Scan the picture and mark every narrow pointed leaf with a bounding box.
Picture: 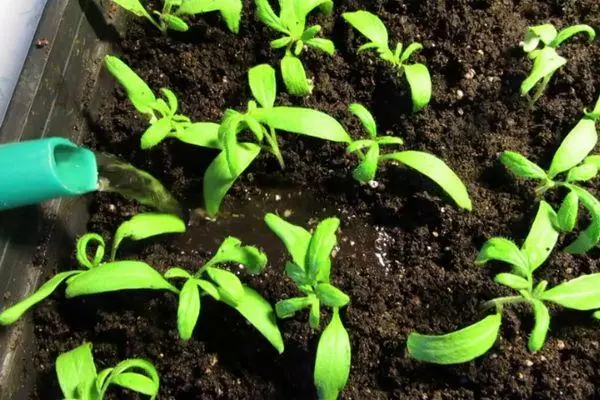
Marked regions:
[141,118,172,149]
[206,266,244,305]
[552,24,596,47]
[56,343,98,400]
[307,217,340,282]
[112,213,185,261]
[249,64,277,108]
[494,273,530,290]
[0,271,81,325]
[407,313,502,364]
[521,201,559,272]
[349,103,377,138]
[100,359,159,399]
[206,236,268,274]
[111,372,158,396]
[400,42,424,64]
[275,296,312,319]
[528,299,550,352]
[500,151,547,180]
[172,122,220,149]
[541,273,600,310]
[229,286,285,353]
[403,63,432,111]
[342,11,388,47]
[315,283,349,308]
[281,54,313,96]
[66,261,177,297]
[255,0,287,33]
[346,139,375,153]
[566,163,598,182]
[565,185,600,253]
[548,118,598,178]
[104,55,156,115]
[476,238,529,277]
[306,38,335,55]
[314,309,351,400]
[352,144,379,183]
[265,213,312,268]
[382,151,472,210]
[177,279,201,340]
[204,142,261,217]
[162,14,189,31]
[557,191,579,232]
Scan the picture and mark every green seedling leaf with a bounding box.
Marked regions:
[177,279,201,340]
[565,185,600,253]
[99,358,159,399]
[521,201,559,272]
[306,38,335,55]
[111,372,158,396]
[352,144,380,182]
[112,213,186,261]
[56,343,98,400]
[342,11,389,48]
[206,266,244,305]
[476,237,529,277]
[296,0,333,20]
[585,155,600,169]
[533,280,549,297]
[500,151,547,180]
[310,297,321,329]
[66,261,177,297]
[594,311,600,320]
[557,191,579,232]
[176,0,242,33]
[407,313,502,364]
[196,279,220,300]
[528,299,550,352]
[111,0,151,18]
[205,237,268,274]
[521,47,566,97]
[302,25,322,41]
[307,217,340,282]
[164,267,192,279]
[204,142,261,217]
[141,118,172,149]
[265,214,312,268]
[552,24,596,47]
[160,88,178,113]
[314,308,351,400]
[281,53,313,97]
[494,273,530,290]
[76,233,105,269]
[403,63,432,111]
[286,262,310,286]
[271,36,292,49]
[228,286,285,353]
[566,163,598,182]
[548,118,598,178]
[172,122,221,149]
[275,296,312,318]
[521,24,558,52]
[249,64,277,108]
[377,136,404,146]
[162,14,189,31]
[255,0,287,33]
[254,106,351,143]
[315,283,349,308]
[105,55,156,116]
[347,139,375,153]
[382,151,472,210]
[541,273,600,310]
[400,43,424,64]
[349,103,377,138]
[0,271,81,325]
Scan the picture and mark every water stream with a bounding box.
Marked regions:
[95,152,183,217]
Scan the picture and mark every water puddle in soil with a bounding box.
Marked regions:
[175,186,397,275]
[95,152,183,217]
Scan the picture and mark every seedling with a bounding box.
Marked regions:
[110,0,242,33]
[346,103,472,210]
[105,55,220,150]
[0,213,185,326]
[65,235,284,352]
[204,64,350,217]
[255,0,335,96]
[408,201,600,364]
[56,343,159,399]
[520,23,595,103]
[501,95,600,253]
[266,213,350,400]
[342,11,431,111]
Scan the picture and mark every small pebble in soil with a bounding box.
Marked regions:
[458,108,464,115]
[465,68,476,79]
[525,359,534,367]
[275,194,281,201]
[283,209,292,217]
[557,340,566,350]
[368,180,379,188]
[456,89,464,99]
[108,204,116,212]
[432,231,439,237]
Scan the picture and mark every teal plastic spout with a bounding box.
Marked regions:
[0,137,98,210]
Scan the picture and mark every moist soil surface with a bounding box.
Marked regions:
[30,0,600,399]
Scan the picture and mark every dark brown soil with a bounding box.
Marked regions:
[30,0,600,399]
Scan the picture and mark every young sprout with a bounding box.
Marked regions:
[265,213,350,400]
[104,55,221,150]
[65,235,284,353]
[346,103,472,210]
[408,201,600,364]
[501,95,600,253]
[255,0,335,96]
[520,23,596,103]
[56,343,159,399]
[110,0,242,33]
[204,64,350,217]
[342,11,432,111]
[0,213,185,326]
